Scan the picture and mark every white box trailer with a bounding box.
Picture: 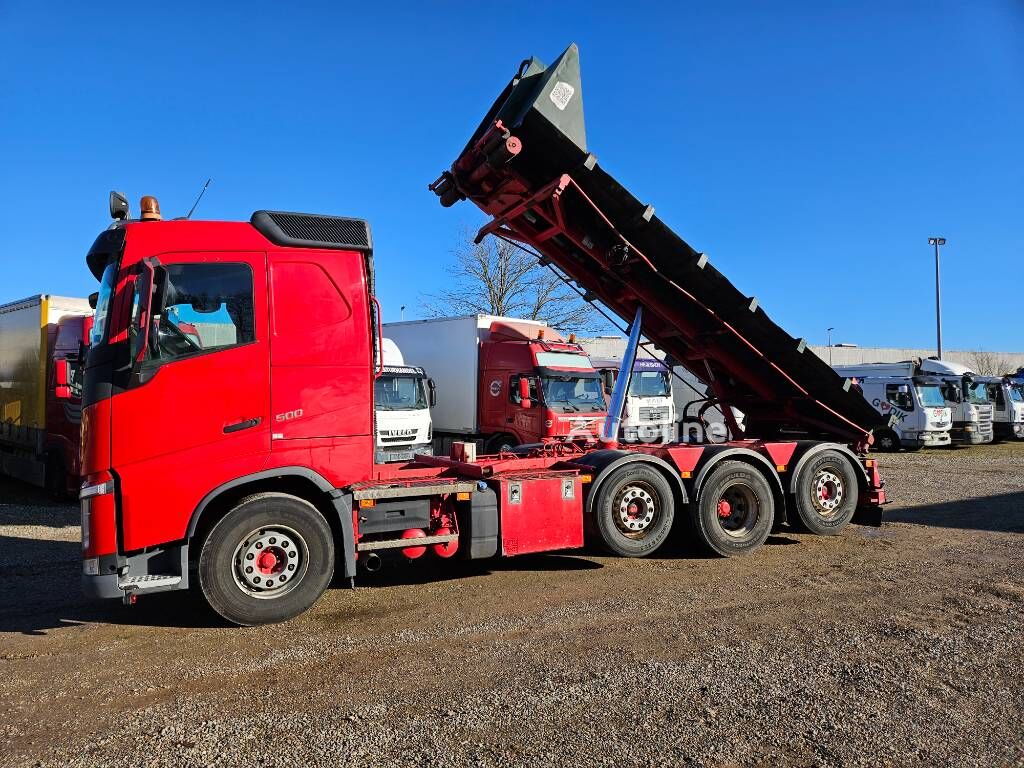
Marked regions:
[384,314,545,436]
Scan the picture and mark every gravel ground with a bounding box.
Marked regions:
[1,443,1023,767]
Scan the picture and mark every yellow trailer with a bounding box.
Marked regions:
[0,295,92,486]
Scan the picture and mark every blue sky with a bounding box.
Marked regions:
[1,1,1021,351]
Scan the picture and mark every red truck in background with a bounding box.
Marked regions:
[384,315,607,454]
[78,46,887,626]
[0,295,93,496]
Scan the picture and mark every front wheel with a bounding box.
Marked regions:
[484,433,518,454]
[791,450,858,535]
[873,429,901,453]
[198,493,335,626]
[592,463,675,557]
[692,461,774,557]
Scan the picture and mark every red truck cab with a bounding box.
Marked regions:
[478,322,605,450]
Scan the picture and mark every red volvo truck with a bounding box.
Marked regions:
[0,295,93,496]
[80,47,886,625]
[385,315,607,454]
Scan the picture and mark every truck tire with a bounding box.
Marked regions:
[484,433,517,454]
[692,461,774,557]
[792,450,858,535]
[592,463,674,557]
[198,493,335,626]
[874,429,901,453]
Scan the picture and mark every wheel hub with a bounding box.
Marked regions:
[812,471,844,515]
[717,483,759,537]
[233,526,306,598]
[615,485,657,535]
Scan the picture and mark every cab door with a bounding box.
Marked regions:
[111,252,270,551]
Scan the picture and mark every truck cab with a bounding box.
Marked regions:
[979,376,1024,441]
[917,359,994,445]
[833,371,951,451]
[374,338,434,462]
[479,322,605,451]
[592,357,675,443]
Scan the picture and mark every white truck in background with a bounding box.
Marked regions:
[374,338,434,463]
[836,359,992,447]
[832,364,951,451]
[978,376,1024,441]
[591,357,675,443]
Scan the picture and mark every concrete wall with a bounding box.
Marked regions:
[808,345,1024,373]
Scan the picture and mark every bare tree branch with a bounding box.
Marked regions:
[966,350,1012,376]
[420,231,603,333]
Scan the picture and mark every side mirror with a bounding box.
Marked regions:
[600,370,615,393]
[109,190,129,220]
[54,359,72,399]
[88,292,99,310]
[427,378,436,407]
[518,376,533,409]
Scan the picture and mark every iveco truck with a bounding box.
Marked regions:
[833,364,951,451]
[592,357,675,443]
[374,338,434,462]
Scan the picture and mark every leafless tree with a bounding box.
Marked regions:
[966,349,1012,376]
[420,232,601,332]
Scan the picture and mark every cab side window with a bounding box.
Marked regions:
[152,263,255,362]
[885,384,914,411]
[509,374,538,404]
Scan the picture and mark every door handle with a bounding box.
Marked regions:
[224,417,261,434]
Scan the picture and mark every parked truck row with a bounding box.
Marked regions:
[834,357,1024,451]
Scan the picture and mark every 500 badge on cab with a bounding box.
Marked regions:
[275,409,304,422]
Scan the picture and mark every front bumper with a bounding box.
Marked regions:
[621,422,675,444]
[950,421,993,445]
[375,442,433,464]
[82,546,189,601]
[917,430,951,448]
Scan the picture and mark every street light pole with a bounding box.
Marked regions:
[826,327,834,366]
[928,237,946,358]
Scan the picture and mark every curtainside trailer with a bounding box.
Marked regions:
[79,47,886,626]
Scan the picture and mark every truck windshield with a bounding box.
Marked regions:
[629,370,671,398]
[916,385,945,408]
[966,382,989,405]
[90,262,117,345]
[542,375,605,412]
[940,381,962,403]
[1010,386,1024,403]
[375,375,428,410]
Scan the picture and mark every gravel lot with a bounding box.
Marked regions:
[2,444,1023,768]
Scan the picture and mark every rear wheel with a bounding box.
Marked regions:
[792,450,858,535]
[198,493,334,626]
[592,463,675,557]
[692,461,774,556]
